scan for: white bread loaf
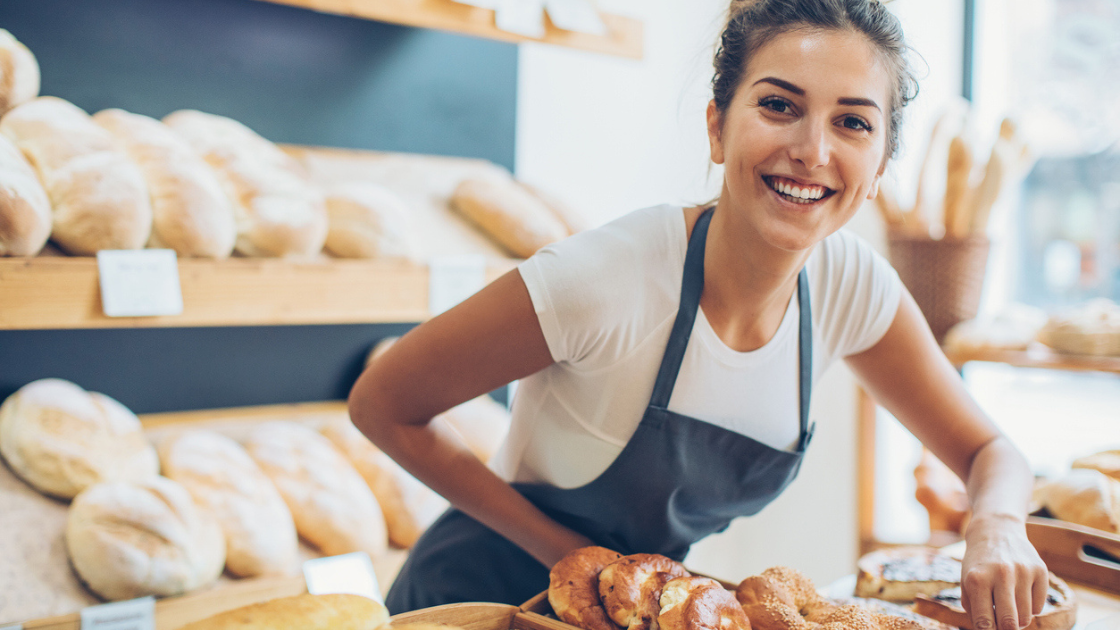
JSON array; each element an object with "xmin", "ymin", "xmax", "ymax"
[
  {"xmin": 0, "ymin": 29, "xmax": 40, "ymax": 116},
  {"xmin": 0, "ymin": 378, "xmax": 159, "ymax": 500},
  {"xmin": 450, "ymin": 176, "xmax": 568, "ymax": 258},
  {"xmin": 244, "ymin": 421, "xmax": 388, "ymax": 558},
  {"xmin": 159, "ymin": 430, "xmax": 299, "ymax": 577},
  {"xmin": 93, "ymin": 108, "xmax": 236, "ymax": 258},
  {"xmin": 437, "ymin": 394, "xmax": 511, "ymax": 464},
  {"xmin": 0, "ymin": 132, "xmax": 50, "ymax": 255},
  {"xmin": 66, "ymin": 476, "xmax": 225, "ymax": 601},
  {"xmin": 0, "ymin": 96, "xmax": 152, "ymax": 254},
  {"xmin": 1038, "ymin": 469, "xmax": 1120, "ymax": 533},
  {"xmin": 162, "ymin": 109, "xmax": 327, "ymax": 258},
  {"xmin": 324, "ymin": 182, "xmax": 415, "ymax": 260},
  {"xmin": 319, "ymin": 419, "xmax": 448, "ymax": 549},
  {"xmin": 178, "ymin": 593, "xmax": 389, "ymax": 630}
]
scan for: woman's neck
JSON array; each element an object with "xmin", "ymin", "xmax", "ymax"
[{"xmin": 693, "ymin": 202, "xmax": 811, "ymax": 352}]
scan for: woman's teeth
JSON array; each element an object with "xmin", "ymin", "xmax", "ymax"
[{"xmin": 768, "ymin": 178, "xmax": 827, "ymax": 203}]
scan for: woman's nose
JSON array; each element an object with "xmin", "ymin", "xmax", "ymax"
[{"xmin": 788, "ymin": 120, "xmax": 830, "ymax": 169}]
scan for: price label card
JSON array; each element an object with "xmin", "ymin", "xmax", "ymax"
[
  {"xmin": 545, "ymin": 0, "xmax": 607, "ymax": 35},
  {"xmin": 1, "ymin": 623, "xmax": 24, "ymax": 630},
  {"xmin": 428, "ymin": 255, "xmax": 487, "ymax": 316},
  {"xmin": 97, "ymin": 250, "xmax": 183, "ymax": 318},
  {"xmin": 496, "ymin": 0, "xmax": 546, "ymax": 38},
  {"xmin": 80, "ymin": 597, "xmax": 155, "ymax": 630},
  {"xmin": 303, "ymin": 552, "xmax": 381, "ymax": 603}
]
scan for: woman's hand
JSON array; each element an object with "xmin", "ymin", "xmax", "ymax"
[{"xmin": 961, "ymin": 513, "xmax": 1049, "ymax": 630}]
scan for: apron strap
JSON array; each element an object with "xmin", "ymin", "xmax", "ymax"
[{"xmin": 796, "ymin": 268, "xmax": 814, "ymax": 451}]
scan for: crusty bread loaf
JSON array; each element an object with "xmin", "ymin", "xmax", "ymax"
[
  {"xmin": 319, "ymin": 419, "xmax": 448, "ymax": 549},
  {"xmin": 0, "ymin": 96, "xmax": 152, "ymax": 254},
  {"xmin": 0, "ymin": 378, "xmax": 159, "ymax": 500},
  {"xmin": 244, "ymin": 421, "xmax": 388, "ymax": 558},
  {"xmin": 437, "ymin": 395, "xmax": 511, "ymax": 464},
  {"xmin": 450, "ymin": 176, "xmax": 568, "ymax": 258},
  {"xmin": 1038, "ymin": 469, "xmax": 1120, "ymax": 533},
  {"xmin": 520, "ymin": 180, "xmax": 590, "ymax": 235},
  {"xmin": 93, "ymin": 108, "xmax": 236, "ymax": 258},
  {"xmin": 178, "ymin": 593, "xmax": 389, "ymax": 630},
  {"xmin": 162, "ymin": 109, "xmax": 327, "ymax": 258},
  {"xmin": 0, "ymin": 29, "xmax": 40, "ymax": 116},
  {"xmin": 324, "ymin": 182, "xmax": 415, "ymax": 260},
  {"xmin": 0, "ymin": 132, "xmax": 50, "ymax": 255},
  {"xmin": 159, "ymin": 430, "xmax": 299, "ymax": 577},
  {"xmin": 66, "ymin": 476, "xmax": 225, "ymax": 601}
]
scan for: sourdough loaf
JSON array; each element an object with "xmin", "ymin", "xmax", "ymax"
[
  {"xmin": 0, "ymin": 29, "xmax": 39, "ymax": 116},
  {"xmin": 324, "ymin": 182, "xmax": 415, "ymax": 260},
  {"xmin": 0, "ymin": 132, "xmax": 50, "ymax": 255},
  {"xmin": 0, "ymin": 96, "xmax": 152, "ymax": 254},
  {"xmin": 94, "ymin": 108, "xmax": 236, "ymax": 258},
  {"xmin": 450, "ymin": 176, "xmax": 568, "ymax": 258},
  {"xmin": 0, "ymin": 378, "xmax": 159, "ymax": 500}
]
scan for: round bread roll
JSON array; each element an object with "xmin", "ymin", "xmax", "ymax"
[
  {"xmin": 244, "ymin": 421, "xmax": 388, "ymax": 558},
  {"xmin": 324, "ymin": 182, "xmax": 415, "ymax": 260},
  {"xmin": 179, "ymin": 593, "xmax": 389, "ymax": 630},
  {"xmin": 162, "ymin": 109, "xmax": 327, "ymax": 258},
  {"xmin": 0, "ymin": 29, "xmax": 40, "ymax": 116},
  {"xmin": 319, "ymin": 419, "xmax": 448, "ymax": 549},
  {"xmin": 0, "ymin": 132, "xmax": 51, "ymax": 256},
  {"xmin": 93, "ymin": 108, "xmax": 236, "ymax": 258},
  {"xmin": 658, "ymin": 576, "xmax": 749, "ymax": 630},
  {"xmin": 599, "ymin": 554, "xmax": 689, "ymax": 630},
  {"xmin": 159, "ymin": 430, "xmax": 299, "ymax": 577},
  {"xmin": 1037, "ymin": 469, "xmax": 1120, "ymax": 533},
  {"xmin": 0, "ymin": 378, "xmax": 159, "ymax": 500},
  {"xmin": 0, "ymin": 96, "xmax": 153, "ymax": 254},
  {"xmin": 550, "ymin": 546, "xmax": 624, "ymax": 630},
  {"xmin": 66, "ymin": 476, "xmax": 225, "ymax": 601}
]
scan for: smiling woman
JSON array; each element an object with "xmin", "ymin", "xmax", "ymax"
[{"xmin": 346, "ymin": 3, "xmax": 1048, "ymax": 630}]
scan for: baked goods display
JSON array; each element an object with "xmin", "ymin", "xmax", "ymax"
[
  {"xmin": 320, "ymin": 418, "xmax": 448, "ymax": 549},
  {"xmin": 0, "ymin": 132, "xmax": 51, "ymax": 256},
  {"xmin": 162, "ymin": 109, "xmax": 328, "ymax": 258},
  {"xmin": 0, "ymin": 96, "xmax": 153, "ymax": 254},
  {"xmin": 1034, "ymin": 469, "xmax": 1120, "ymax": 534},
  {"xmin": 93, "ymin": 108, "xmax": 237, "ymax": 258},
  {"xmin": 65, "ymin": 476, "xmax": 226, "ymax": 600},
  {"xmin": 599, "ymin": 553, "xmax": 689, "ymax": 630},
  {"xmin": 550, "ymin": 546, "xmax": 626, "ymax": 630},
  {"xmin": 177, "ymin": 593, "xmax": 389, "ymax": 630},
  {"xmin": 0, "ymin": 378, "xmax": 159, "ymax": 500},
  {"xmin": 324, "ymin": 181, "xmax": 416, "ymax": 260},
  {"xmin": 942, "ymin": 304, "xmax": 1047, "ymax": 354},
  {"xmin": 1073, "ymin": 449, "xmax": 1120, "ymax": 482},
  {"xmin": 450, "ymin": 175, "xmax": 570, "ymax": 258},
  {"xmin": 158, "ymin": 429, "xmax": 300, "ymax": 577},
  {"xmin": 0, "ymin": 29, "xmax": 40, "ymax": 116},
  {"xmin": 914, "ymin": 572, "xmax": 1077, "ymax": 630},
  {"xmin": 1037, "ymin": 298, "xmax": 1120, "ymax": 357},
  {"xmin": 660, "ymin": 575, "xmax": 750, "ymax": 630},
  {"xmin": 854, "ymin": 547, "xmax": 962, "ymax": 602},
  {"xmin": 244, "ymin": 421, "xmax": 389, "ymax": 559}
]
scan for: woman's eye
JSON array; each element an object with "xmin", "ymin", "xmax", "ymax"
[
  {"xmin": 759, "ymin": 98, "xmax": 792, "ymax": 114},
  {"xmin": 841, "ymin": 116, "xmax": 872, "ymax": 132}
]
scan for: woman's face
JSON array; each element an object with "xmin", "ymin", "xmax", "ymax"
[{"xmin": 707, "ymin": 28, "xmax": 893, "ymax": 253}]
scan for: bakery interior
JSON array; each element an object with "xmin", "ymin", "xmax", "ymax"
[{"xmin": 0, "ymin": 0, "xmax": 1118, "ymax": 628}]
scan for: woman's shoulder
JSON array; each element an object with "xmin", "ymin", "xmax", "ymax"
[{"xmin": 532, "ymin": 203, "xmax": 686, "ymax": 272}]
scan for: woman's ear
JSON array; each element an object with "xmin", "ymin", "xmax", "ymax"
[
  {"xmin": 707, "ymin": 100, "xmax": 725, "ymax": 165},
  {"xmin": 867, "ymin": 173, "xmax": 881, "ymax": 200}
]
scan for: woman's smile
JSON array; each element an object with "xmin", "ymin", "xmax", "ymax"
[{"xmin": 762, "ymin": 175, "xmax": 836, "ymax": 205}]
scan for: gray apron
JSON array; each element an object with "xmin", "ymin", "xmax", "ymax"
[{"xmin": 385, "ymin": 208, "xmax": 815, "ymax": 613}]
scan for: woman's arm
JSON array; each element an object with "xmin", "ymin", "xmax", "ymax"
[
  {"xmin": 348, "ymin": 268, "xmax": 594, "ymax": 567},
  {"xmin": 846, "ymin": 290, "xmax": 1048, "ymax": 630}
]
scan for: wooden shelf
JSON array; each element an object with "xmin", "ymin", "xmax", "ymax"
[
  {"xmin": 0, "ymin": 256, "xmax": 515, "ymax": 330},
  {"xmin": 943, "ymin": 343, "xmax": 1120, "ymax": 375},
  {"xmin": 254, "ymin": 0, "xmax": 643, "ymax": 59}
]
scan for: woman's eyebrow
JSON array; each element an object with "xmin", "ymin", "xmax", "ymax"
[
  {"xmin": 838, "ymin": 97, "xmax": 881, "ymax": 111},
  {"xmin": 753, "ymin": 77, "xmax": 882, "ymax": 111}
]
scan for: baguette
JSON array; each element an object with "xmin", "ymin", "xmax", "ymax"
[
  {"xmin": 942, "ymin": 135, "xmax": 973, "ymax": 239},
  {"xmin": 0, "ymin": 29, "xmax": 40, "ymax": 116},
  {"xmin": 450, "ymin": 176, "xmax": 568, "ymax": 258}
]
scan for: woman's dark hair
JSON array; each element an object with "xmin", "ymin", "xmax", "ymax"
[{"xmin": 712, "ymin": 0, "xmax": 918, "ymax": 159}]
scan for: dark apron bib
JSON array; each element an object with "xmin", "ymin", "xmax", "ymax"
[{"xmin": 386, "ymin": 208, "xmax": 815, "ymax": 613}]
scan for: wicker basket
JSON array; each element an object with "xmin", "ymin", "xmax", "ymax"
[{"xmin": 887, "ymin": 235, "xmax": 991, "ymax": 344}]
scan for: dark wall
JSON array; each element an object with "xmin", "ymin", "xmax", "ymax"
[{"xmin": 0, "ymin": 0, "xmax": 517, "ymax": 411}]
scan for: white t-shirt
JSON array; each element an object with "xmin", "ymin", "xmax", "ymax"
[{"xmin": 491, "ymin": 204, "xmax": 902, "ymax": 488}]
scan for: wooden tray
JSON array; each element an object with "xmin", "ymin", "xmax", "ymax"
[
  {"xmin": 1026, "ymin": 516, "xmax": 1120, "ymax": 595},
  {"xmin": 388, "ymin": 602, "xmax": 575, "ymax": 630},
  {"xmin": 914, "ymin": 573, "xmax": 1077, "ymax": 630}
]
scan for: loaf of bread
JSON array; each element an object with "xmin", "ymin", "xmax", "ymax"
[
  {"xmin": 1073, "ymin": 450, "xmax": 1120, "ymax": 482},
  {"xmin": 159, "ymin": 430, "xmax": 299, "ymax": 577},
  {"xmin": 178, "ymin": 593, "xmax": 389, "ymax": 630},
  {"xmin": 0, "ymin": 132, "xmax": 50, "ymax": 255},
  {"xmin": 244, "ymin": 421, "xmax": 388, "ymax": 558},
  {"xmin": 320, "ymin": 419, "xmax": 448, "ymax": 549},
  {"xmin": 0, "ymin": 378, "xmax": 159, "ymax": 500},
  {"xmin": 437, "ymin": 394, "xmax": 511, "ymax": 464},
  {"xmin": 520, "ymin": 180, "xmax": 590, "ymax": 235},
  {"xmin": 1038, "ymin": 469, "xmax": 1120, "ymax": 533},
  {"xmin": 66, "ymin": 476, "xmax": 225, "ymax": 601},
  {"xmin": 93, "ymin": 108, "xmax": 236, "ymax": 258},
  {"xmin": 324, "ymin": 182, "xmax": 415, "ymax": 260},
  {"xmin": 450, "ymin": 176, "xmax": 569, "ymax": 258},
  {"xmin": 162, "ymin": 109, "xmax": 327, "ymax": 258},
  {"xmin": 0, "ymin": 29, "xmax": 40, "ymax": 116},
  {"xmin": 0, "ymin": 96, "xmax": 152, "ymax": 254}
]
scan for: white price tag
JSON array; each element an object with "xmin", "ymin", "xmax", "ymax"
[
  {"xmin": 496, "ymin": 0, "xmax": 546, "ymax": 38},
  {"xmin": 97, "ymin": 250, "xmax": 183, "ymax": 318},
  {"xmin": 1, "ymin": 623, "xmax": 24, "ymax": 630},
  {"xmin": 428, "ymin": 255, "xmax": 487, "ymax": 316},
  {"xmin": 303, "ymin": 552, "xmax": 382, "ymax": 603},
  {"xmin": 545, "ymin": 0, "xmax": 607, "ymax": 35},
  {"xmin": 80, "ymin": 597, "xmax": 155, "ymax": 630}
]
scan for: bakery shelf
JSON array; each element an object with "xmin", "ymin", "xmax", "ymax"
[
  {"xmin": 942, "ymin": 343, "xmax": 1120, "ymax": 375},
  {"xmin": 252, "ymin": 0, "xmax": 643, "ymax": 60},
  {"xmin": 0, "ymin": 256, "xmax": 515, "ymax": 330}
]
